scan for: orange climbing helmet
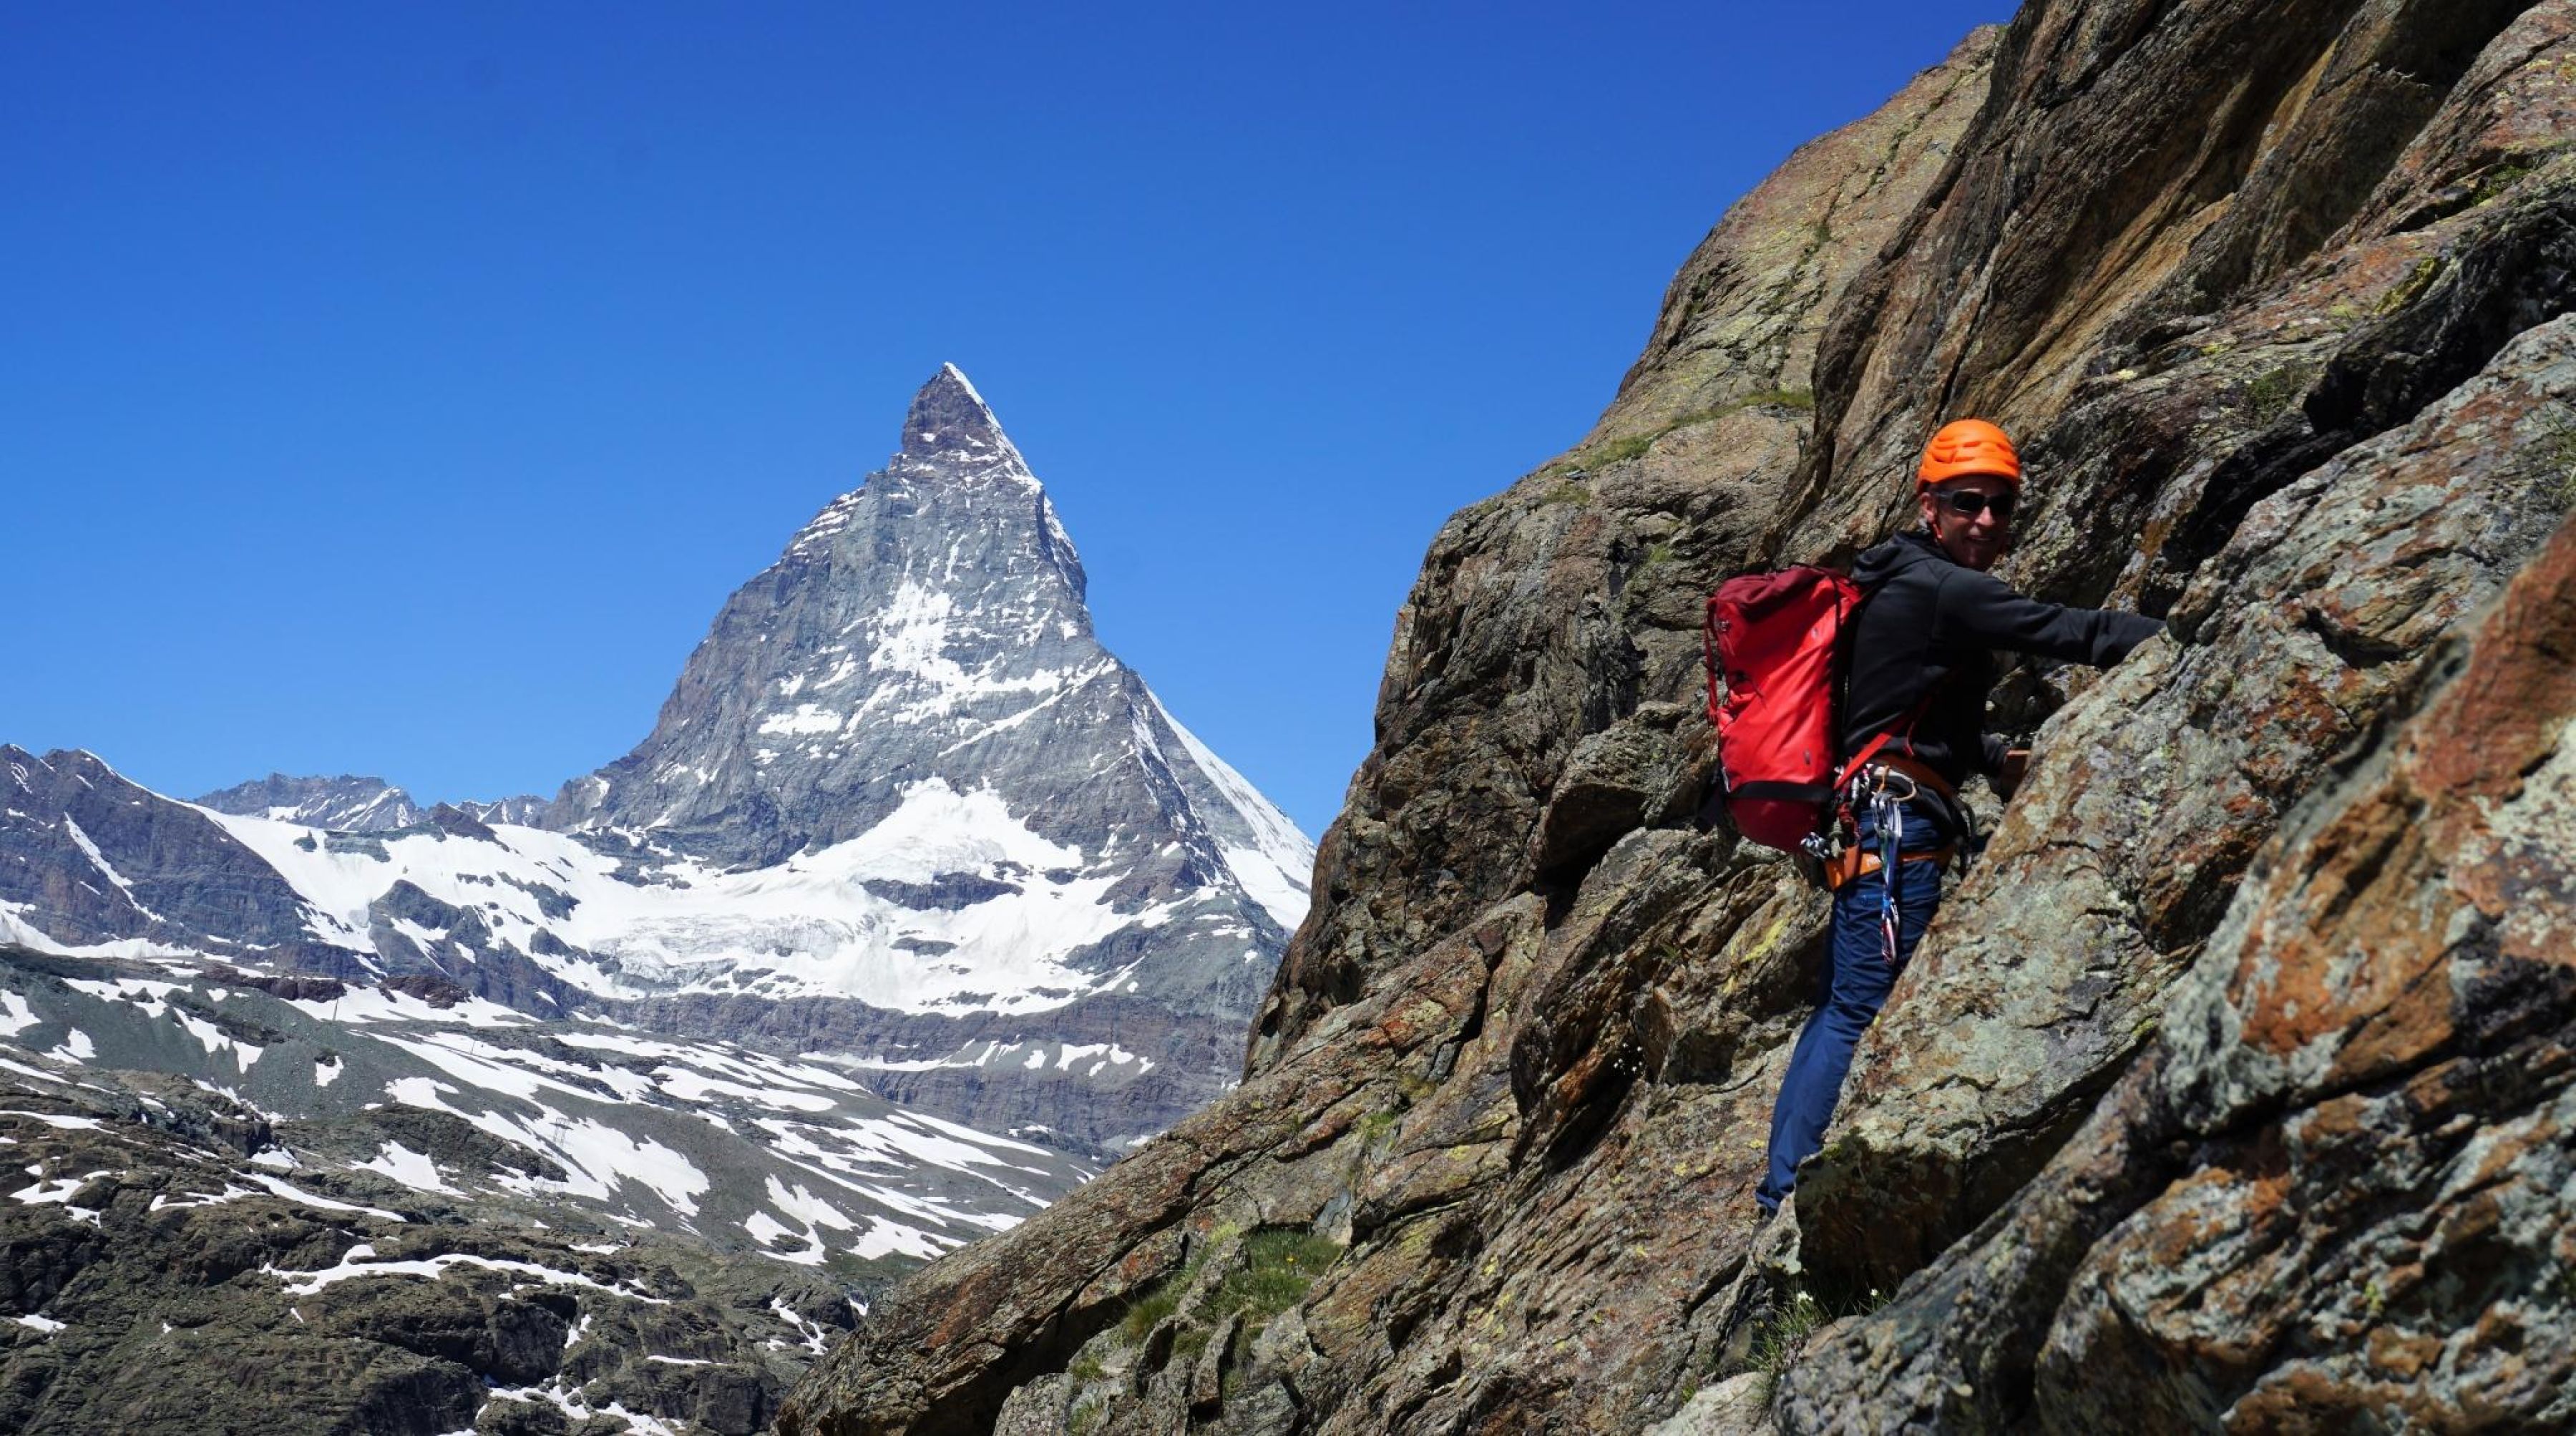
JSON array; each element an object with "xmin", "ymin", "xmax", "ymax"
[{"xmin": 1917, "ymin": 418, "xmax": 2022, "ymax": 488}]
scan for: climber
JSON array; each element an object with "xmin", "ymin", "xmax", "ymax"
[{"xmin": 1752, "ymin": 418, "xmax": 2164, "ymax": 1216}]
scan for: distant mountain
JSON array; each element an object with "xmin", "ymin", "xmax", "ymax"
[
  {"xmin": 547, "ymin": 364, "xmax": 1312, "ymax": 934},
  {"xmin": 9, "ymin": 363, "xmax": 1310, "ymax": 1154},
  {"xmin": 195, "ymin": 772, "xmax": 423, "ymax": 831},
  {"xmin": 196, "ymin": 776, "xmax": 557, "ymax": 837},
  {"xmin": 457, "ymin": 793, "xmax": 550, "ymax": 825}
]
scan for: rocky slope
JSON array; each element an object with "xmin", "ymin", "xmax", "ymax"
[
  {"xmin": 779, "ymin": 4, "xmax": 2576, "ymax": 1432},
  {"xmin": 0, "ymin": 1060, "xmax": 860, "ymax": 1436},
  {"xmin": 0, "ymin": 932, "xmax": 1094, "ymax": 1433},
  {"xmin": 0, "ymin": 1043, "xmax": 857, "ymax": 1436}
]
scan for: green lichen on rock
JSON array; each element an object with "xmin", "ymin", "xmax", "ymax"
[{"xmin": 2532, "ymin": 400, "xmax": 2576, "ymax": 509}]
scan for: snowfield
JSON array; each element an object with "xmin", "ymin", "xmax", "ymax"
[{"xmin": 201, "ymin": 775, "xmax": 1236, "ymax": 1016}]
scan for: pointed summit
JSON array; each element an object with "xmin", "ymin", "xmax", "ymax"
[{"xmin": 902, "ymin": 362, "xmax": 1012, "ymax": 459}]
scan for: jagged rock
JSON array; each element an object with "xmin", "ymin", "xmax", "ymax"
[
  {"xmin": 380, "ymin": 970, "xmax": 470, "ymax": 1008},
  {"xmin": 1647, "ymin": 1372, "xmax": 1773, "ymax": 1436},
  {"xmin": 1526, "ymin": 701, "xmax": 1697, "ymax": 884}
]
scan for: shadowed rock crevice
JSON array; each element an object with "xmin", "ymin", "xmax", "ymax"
[{"xmin": 2152, "ymin": 191, "xmax": 2576, "ymax": 600}]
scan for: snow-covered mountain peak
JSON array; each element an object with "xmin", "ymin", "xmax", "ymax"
[
  {"xmin": 527, "ymin": 365, "xmax": 1310, "ymax": 1032},
  {"xmin": 21, "ymin": 368, "xmax": 1314, "ymax": 1169}
]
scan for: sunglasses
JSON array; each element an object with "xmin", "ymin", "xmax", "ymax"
[{"xmin": 1938, "ymin": 489, "xmax": 2016, "ymax": 522}]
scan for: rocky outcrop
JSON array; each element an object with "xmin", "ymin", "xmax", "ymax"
[
  {"xmin": 1784, "ymin": 0, "xmax": 2576, "ymax": 1300},
  {"xmin": 780, "ymin": 2, "xmax": 2576, "ymax": 1432}
]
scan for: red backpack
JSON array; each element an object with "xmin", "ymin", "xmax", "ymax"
[{"xmin": 1702, "ymin": 568, "xmax": 1912, "ymax": 851}]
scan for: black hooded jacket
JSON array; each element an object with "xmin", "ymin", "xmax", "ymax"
[{"xmin": 1840, "ymin": 531, "xmax": 2163, "ymax": 788}]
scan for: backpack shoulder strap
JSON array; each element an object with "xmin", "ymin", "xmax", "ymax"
[{"xmin": 1833, "ymin": 681, "xmax": 1939, "ymax": 793}]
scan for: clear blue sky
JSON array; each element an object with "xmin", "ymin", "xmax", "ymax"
[{"xmin": 3, "ymin": 1, "xmax": 2011, "ymax": 839}]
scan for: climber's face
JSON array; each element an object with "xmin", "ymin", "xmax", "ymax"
[{"xmin": 1921, "ymin": 475, "xmax": 2015, "ymax": 572}]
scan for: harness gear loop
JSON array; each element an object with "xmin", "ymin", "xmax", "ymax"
[{"xmin": 1820, "ymin": 841, "xmax": 1958, "ymax": 891}]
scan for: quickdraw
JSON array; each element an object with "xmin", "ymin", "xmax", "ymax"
[
  {"xmin": 1865, "ymin": 765, "xmax": 1918, "ymax": 966},
  {"xmin": 1799, "ymin": 762, "xmax": 1938, "ymax": 965}
]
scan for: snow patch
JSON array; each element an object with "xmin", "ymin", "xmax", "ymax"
[
  {"xmin": 358, "ymin": 1141, "xmax": 462, "ymax": 1196},
  {"xmin": 244, "ymin": 1173, "xmax": 408, "ymax": 1222},
  {"xmin": 268, "ymin": 1241, "xmax": 668, "ymax": 1303}
]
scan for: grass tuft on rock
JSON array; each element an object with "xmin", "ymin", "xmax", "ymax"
[
  {"xmin": 1115, "ymin": 1252, "xmax": 1204, "ymax": 1344},
  {"xmin": 1589, "ymin": 434, "xmax": 1657, "ymax": 467},
  {"xmin": 2245, "ymin": 362, "xmax": 2316, "ymax": 424},
  {"xmin": 1213, "ymin": 1229, "xmax": 1343, "ymax": 1336},
  {"xmin": 1744, "ymin": 1284, "xmax": 1892, "ymax": 1395}
]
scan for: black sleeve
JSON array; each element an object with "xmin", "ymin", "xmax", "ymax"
[
  {"xmin": 1935, "ymin": 569, "xmax": 2165, "ymax": 668},
  {"xmin": 1979, "ymin": 733, "xmax": 2009, "ymax": 775}
]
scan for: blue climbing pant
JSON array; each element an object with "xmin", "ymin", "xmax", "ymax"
[{"xmin": 1755, "ymin": 802, "xmax": 1946, "ymax": 1213}]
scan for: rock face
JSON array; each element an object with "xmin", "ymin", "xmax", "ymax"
[
  {"xmin": 779, "ymin": 5, "xmax": 2576, "ymax": 1433},
  {"xmin": 1779, "ymin": 508, "xmax": 2576, "ymax": 1434},
  {"xmin": 3, "ymin": 748, "xmax": 340, "ymax": 959}
]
